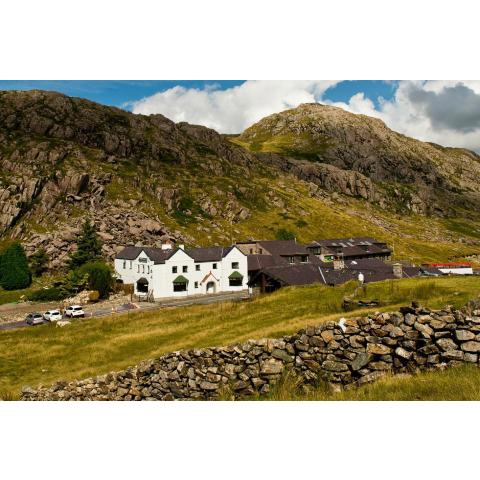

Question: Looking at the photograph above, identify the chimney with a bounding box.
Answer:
[333,257,345,270]
[392,262,403,278]
[161,240,173,250]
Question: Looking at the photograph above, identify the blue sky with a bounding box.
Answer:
[1,80,479,152]
[0,80,395,110]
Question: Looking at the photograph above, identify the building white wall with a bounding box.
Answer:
[438,266,473,275]
[114,247,248,300]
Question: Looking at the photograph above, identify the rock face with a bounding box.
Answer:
[2,91,480,270]
[0,90,258,267]
[21,299,480,401]
[238,103,480,215]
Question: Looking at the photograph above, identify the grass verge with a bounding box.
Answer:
[0,276,479,398]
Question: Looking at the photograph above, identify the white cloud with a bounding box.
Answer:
[129,81,339,133]
[128,80,480,152]
[326,81,480,152]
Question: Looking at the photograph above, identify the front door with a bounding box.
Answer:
[206,281,216,293]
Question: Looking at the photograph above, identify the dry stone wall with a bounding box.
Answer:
[21,299,480,401]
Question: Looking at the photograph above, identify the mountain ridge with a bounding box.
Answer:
[1,90,479,269]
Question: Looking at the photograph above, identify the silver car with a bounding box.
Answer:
[26,312,44,326]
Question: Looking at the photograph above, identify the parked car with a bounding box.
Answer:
[43,310,63,322]
[26,312,44,326]
[64,305,85,318]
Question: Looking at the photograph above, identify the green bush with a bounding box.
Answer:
[28,287,67,302]
[0,242,31,290]
[29,248,49,277]
[77,261,114,299]
[275,228,296,241]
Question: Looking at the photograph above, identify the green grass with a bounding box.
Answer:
[259,364,480,401]
[0,276,479,399]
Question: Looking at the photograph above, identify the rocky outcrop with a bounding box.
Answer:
[239,103,480,214]
[21,299,480,401]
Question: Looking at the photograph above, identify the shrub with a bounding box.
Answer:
[68,219,103,269]
[0,242,31,290]
[29,248,49,277]
[28,287,67,302]
[77,261,114,299]
[275,228,296,241]
[88,290,100,302]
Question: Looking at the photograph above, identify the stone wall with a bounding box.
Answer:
[21,299,480,401]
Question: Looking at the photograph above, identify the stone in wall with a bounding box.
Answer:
[21,299,480,401]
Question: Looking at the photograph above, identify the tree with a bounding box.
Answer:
[0,242,32,290]
[77,261,114,299]
[30,248,49,277]
[275,228,296,241]
[68,219,102,269]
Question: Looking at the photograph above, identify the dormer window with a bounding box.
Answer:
[300,255,309,263]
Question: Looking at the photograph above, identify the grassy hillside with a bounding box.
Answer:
[1,276,479,398]
[258,364,480,401]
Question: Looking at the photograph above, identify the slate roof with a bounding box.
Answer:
[249,258,441,287]
[257,240,309,256]
[116,245,239,264]
[306,237,391,257]
[250,263,326,286]
[115,246,175,264]
[185,246,235,262]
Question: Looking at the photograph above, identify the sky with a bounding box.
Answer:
[1,80,479,152]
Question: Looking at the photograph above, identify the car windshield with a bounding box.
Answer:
[73,307,82,311]
[34,314,42,318]
[51,310,60,315]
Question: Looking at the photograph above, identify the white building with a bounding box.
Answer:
[114,244,248,300]
[426,263,473,275]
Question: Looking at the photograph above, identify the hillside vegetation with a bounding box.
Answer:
[1,276,479,398]
[1,91,480,271]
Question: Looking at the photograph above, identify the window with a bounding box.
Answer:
[173,283,187,292]
[300,255,309,263]
[213,263,217,269]
[259,248,263,254]
[142,265,145,273]
[194,281,198,288]
[123,260,126,269]
[147,266,150,274]
[172,266,177,273]
[130,261,132,269]
[231,262,239,269]
[288,256,295,264]
[249,248,253,254]
[183,266,188,273]
[137,264,140,273]
[195,264,200,271]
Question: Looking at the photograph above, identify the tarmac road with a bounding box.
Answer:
[0,291,249,332]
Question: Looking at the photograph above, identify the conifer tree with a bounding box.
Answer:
[30,248,49,277]
[0,242,32,290]
[68,219,103,269]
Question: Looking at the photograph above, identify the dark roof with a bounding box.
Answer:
[247,254,287,271]
[185,246,234,262]
[116,245,240,264]
[258,240,309,256]
[250,263,325,286]
[250,258,441,287]
[116,246,175,264]
[307,237,389,249]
